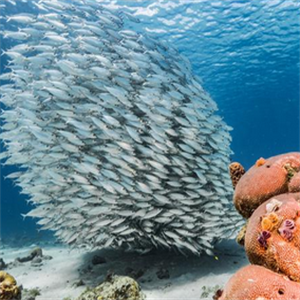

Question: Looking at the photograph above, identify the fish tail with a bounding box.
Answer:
[21,213,27,219]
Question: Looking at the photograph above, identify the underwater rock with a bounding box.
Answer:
[30,257,43,268]
[156,268,170,280]
[0,0,241,255]
[21,288,40,300]
[42,255,53,261]
[214,265,300,300]
[16,248,43,263]
[234,152,300,218]
[245,193,300,282]
[124,267,145,280]
[91,255,106,266]
[76,275,145,300]
[0,271,21,300]
[72,280,85,288]
[6,260,22,270]
[0,259,6,270]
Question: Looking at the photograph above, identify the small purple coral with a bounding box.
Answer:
[283,219,295,230]
[280,229,293,241]
[258,230,271,249]
[278,219,295,241]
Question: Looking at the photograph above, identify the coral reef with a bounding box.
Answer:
[76,275,144,300]
[16,247,43,263]
[0,271,21,300]
[245,193,300,282]
[229,162,245,189]
[234,152,300,218]
[214,265,300,300]
[218,152,300,299]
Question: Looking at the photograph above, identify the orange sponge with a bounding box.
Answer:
[245,193,300,282]
[214,265,300,300]
[234,152,300,218]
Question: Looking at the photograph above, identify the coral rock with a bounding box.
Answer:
[76,275,145,300]
[21,288,40,300]
[91,255,106,266]
[156,268,170,280]
[0,271,21,300]
[234,152,300,218]
[16,247,43,263]
[0,259,6,270]
[215,265,300,300]
[245,193,300,282]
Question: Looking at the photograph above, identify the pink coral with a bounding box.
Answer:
[215,265,300,300]
[234,152,300,218]
[218,152,300,299]
[245,193,300,282]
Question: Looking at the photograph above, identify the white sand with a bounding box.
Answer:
[0,240,248,300]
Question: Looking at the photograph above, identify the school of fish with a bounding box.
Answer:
[0,0,242,255]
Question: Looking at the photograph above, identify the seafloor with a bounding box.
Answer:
[0,239,247,300]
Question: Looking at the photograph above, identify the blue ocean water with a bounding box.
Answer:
[0,0,299,241]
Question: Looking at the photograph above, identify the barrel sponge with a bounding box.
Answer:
[0,271,21,300]
[234,152,300,218]
[214,265,300,300]
[245,193,300,282]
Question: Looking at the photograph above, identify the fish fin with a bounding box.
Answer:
[21,213,27,219]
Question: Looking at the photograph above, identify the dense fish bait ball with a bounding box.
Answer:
[0,0,242,255]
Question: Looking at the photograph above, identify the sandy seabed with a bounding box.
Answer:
[0,240,247,300]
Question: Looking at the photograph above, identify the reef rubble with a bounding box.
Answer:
[76,275,145,300]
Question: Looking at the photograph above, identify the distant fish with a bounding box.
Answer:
[0,0,241,255]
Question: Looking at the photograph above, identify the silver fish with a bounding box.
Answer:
[0,0,241,256]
